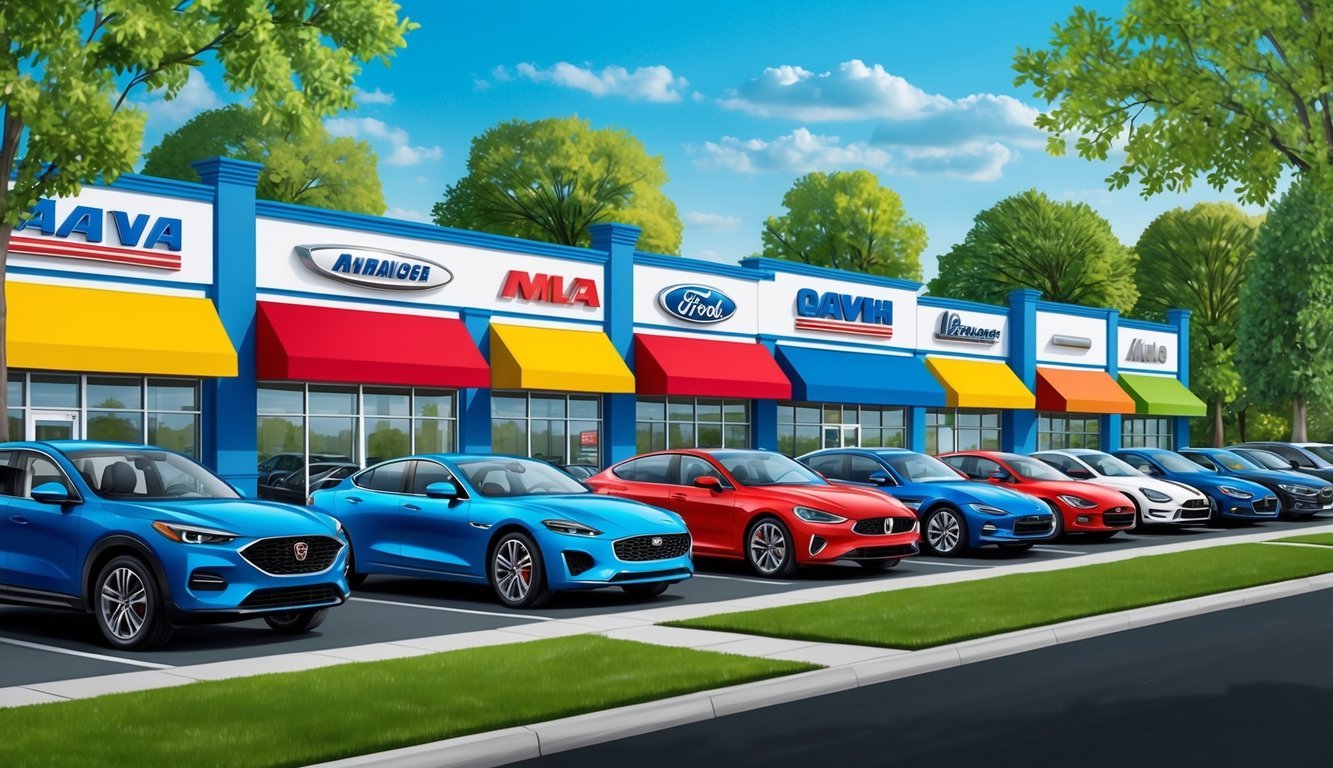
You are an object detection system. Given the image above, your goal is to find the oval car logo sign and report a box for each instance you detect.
[296,244,453,292]
[657,284,737,324]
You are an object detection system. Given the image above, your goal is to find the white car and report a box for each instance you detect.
[1032,449,1211,528]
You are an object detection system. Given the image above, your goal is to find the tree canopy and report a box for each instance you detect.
[1014,1,1333,205]
[142,106,385,214]
[760,170,926,281]
[432,116,682,253]
[1237,179,1333,441]
[1133,203,1261,445]
[928,189,1138,311]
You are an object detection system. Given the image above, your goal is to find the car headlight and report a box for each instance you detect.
[793,506,848,524]
[542,519,602,537]
[152,521,238,545]
[1141,488,1172,503]
[1057,494,1098,509]
[1218,486,1254,500]
[1278,483,1318,497]
[332,518,347,539]
[968,503,1008,516]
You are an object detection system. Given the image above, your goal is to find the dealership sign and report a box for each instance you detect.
[13,198,184,270]
[1126,338,1169,364]
[793,288,894,338]
[934,311,1000,345]
[657,284,736,324]
[500,270,601,307]
[296,245,452,291]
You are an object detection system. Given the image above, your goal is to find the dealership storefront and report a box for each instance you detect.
[7,159,1205,492]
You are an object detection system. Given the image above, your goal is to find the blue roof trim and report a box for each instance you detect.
[9,265,212,292]
[254,201,608,264]
[1035,300,1114,319]
[738,257,923,291]
[776,345,946,407]
[634,251,775,282]
[763,331,915,355]
[1118,317,1176,333]
[109,173,216,202]
[256,288,605,326]
[918,295,1008,316]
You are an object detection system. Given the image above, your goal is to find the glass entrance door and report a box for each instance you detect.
[28,410,81,441]
[822,425,860,448]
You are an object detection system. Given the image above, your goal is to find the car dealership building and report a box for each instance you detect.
[6,158,1206,493]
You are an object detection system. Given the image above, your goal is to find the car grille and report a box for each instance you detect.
[239,583,343,610]
[1254,497,1279,513]
[1014,515,1053,535]
[614,533,691,561]
[1180,502,1210,519]
[241,536,342,575]
[1183,497,1209,509]
[609,568,691,582]
[843,544,919,560]
[852,517,916,535]
[1103,509,1135,527]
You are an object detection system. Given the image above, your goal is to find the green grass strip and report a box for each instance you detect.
[1274,533,1333,547]
[669,543,1333,650]
[0,635,813,768]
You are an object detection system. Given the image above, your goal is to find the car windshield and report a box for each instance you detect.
[455,457,588,497]
[1239,449,1292,470]
[67,449,240,500]
[1082,453,1144,477]
[1005,455,1069,481]
[1306,445,1333,464]
[882,452,964,483]
[1211,451,1258,471]
[1154,451,1207,473]
[714,451,826,486]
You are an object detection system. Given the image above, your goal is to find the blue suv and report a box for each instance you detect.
[0,441,349,649]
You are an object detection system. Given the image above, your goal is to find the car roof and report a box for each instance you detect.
[0,440,164,454]
[1117,447,1171,455]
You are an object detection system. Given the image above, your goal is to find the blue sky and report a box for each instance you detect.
[137,0,1265,281]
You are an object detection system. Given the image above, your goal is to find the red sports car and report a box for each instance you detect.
[938,451,1135,539]
[585,449,920,577]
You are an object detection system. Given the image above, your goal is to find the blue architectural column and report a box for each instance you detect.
[193,157,262,493]
[1103,308,1123,452]
[753,335,779,451]
[1004,289,1040,453]
[591,223,641,466]
[909,399,927,453]
[459,309,493,454]
[1168,309,1192,449]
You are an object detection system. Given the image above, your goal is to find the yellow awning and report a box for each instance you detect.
[490,323,634,393]
[925,356,1035,409]
[9,282,236,376]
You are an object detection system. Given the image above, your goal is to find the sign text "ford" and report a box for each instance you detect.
[658,284,736,324]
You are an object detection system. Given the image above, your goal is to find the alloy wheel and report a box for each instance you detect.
[749,521,788,574]
[926,509,962,554]
[99,566,148,641]
[493,538,533,603]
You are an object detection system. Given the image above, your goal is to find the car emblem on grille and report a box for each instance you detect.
[293,542,309,562]
[884,520,893,535]
[651,537,663,547]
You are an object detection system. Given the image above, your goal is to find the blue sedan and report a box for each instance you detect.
[0,441,348,649]
[311,454,693,608]
[1180,447,1333,517]
[1114,448,1279,523]
[800,448,1054,556]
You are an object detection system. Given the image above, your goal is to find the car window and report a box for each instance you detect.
[1119,454,1154,473]
[1184,453,1216,470]
[805,454,845,480]
[1236,449,1290,471]
[973,457,1003,479]
[410,461,456,495]
[941,455,974,477]
[678,456,725,486]
[846,455,883,484]
[455,458,587,497]
[26,454,73,498]
[362,461,409,493]
[1036,453,1076,473]
[612,455,674,484]
[0,451,22,497]
[278,455,302,471]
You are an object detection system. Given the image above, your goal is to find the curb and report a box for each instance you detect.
[309,569,1333,768]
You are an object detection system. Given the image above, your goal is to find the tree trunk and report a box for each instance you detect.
[1213,398,1225,447]
[1293,397,1309,442]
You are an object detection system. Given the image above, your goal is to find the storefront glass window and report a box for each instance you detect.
[636,397,750,453]
[492,391,602,465]
[1122,416,1173,448]
[30,374,79,408]
[1038,413,1102,451]
[926,408,1002,454]
[778,402,906,455]
[88,377,143,410]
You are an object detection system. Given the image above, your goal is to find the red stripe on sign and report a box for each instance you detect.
[9,235,182,271]
[794,318,894,338]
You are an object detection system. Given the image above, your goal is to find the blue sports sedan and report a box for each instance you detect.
[1114,447,1279,523]
[0,441,348,649]
[1179,447,1333,517]
[310,454,693,608]
[800,448,1055,556]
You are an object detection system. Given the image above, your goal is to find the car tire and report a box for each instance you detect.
[1045,500,1066,540]
[621,582,670,599]
[1083,530,1119,542]
[344,539,367,589]
[1207,497,1227,527]
[857,558,901,570]
[93,555,173,650]
[745,517,797,578]
[264,608,329,634]
[489,531,552,609]
[922,506,968,557]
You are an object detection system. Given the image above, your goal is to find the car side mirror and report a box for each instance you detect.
[693,475,723,491]
[868,471,894,486]
[989,470,1012,483]
[31,482,74,505]
[425,481,460,500]
[1291,460,1302,470]
[1067,468,1092,480]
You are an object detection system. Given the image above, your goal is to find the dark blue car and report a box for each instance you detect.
[1180,448,1333,518]
[800,448,1054,556]
[0,441,349,649]
[1113,448,1279,523]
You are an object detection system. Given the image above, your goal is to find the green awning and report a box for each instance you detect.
[1117,373,1207,417]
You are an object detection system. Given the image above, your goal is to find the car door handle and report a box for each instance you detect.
[403,504,421,512]
[669,493,687,502]
[8,515,27,524]
[345,497,362,505]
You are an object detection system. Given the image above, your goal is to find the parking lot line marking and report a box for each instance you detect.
[0,637,174,669]
[690,573,794,586]
[349,596,555,621]
[1032,547,1086,555]
[903,560,991,569]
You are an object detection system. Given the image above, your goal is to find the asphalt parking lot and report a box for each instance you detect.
[2,514,1328,689]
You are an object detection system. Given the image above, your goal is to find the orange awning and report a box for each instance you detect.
[1036,367,1136,414]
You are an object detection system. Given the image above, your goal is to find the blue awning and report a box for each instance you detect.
[775,345,946,406]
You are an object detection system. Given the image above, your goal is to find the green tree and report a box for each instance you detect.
[433,116,681,253]
[761,170,926,281]
[142,105,386,214]
[0,2,414,440]
[1014,2,1333,205]
[1237,179,1333,441]
[1133,203,1261,446]
[929,190,1138,311]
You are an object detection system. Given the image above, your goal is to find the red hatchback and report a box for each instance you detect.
[939,451,1135,540]
[586,449,920,577]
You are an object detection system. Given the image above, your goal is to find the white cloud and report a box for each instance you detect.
[506,61,688,102]
[692,128,891,174]
[135,70,223,126]
[720,60,947,121]
[682,211,742,230]
[354,87,396,105]
[385,207,431,223]
[325,116,443,167]
[896,142,1014,182]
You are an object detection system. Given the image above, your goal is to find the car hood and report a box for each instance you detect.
[894,481,1047,514]
[1167,473,1274,496]
[1014,479,1132,508]
[1231,469,1329,488]
[747,483,912,519]
[484,493,687,537]
[100,497,340,537]
[1088,475,1205,501]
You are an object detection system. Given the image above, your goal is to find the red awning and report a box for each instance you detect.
[634,334,791,399]
[256,301,489,388]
